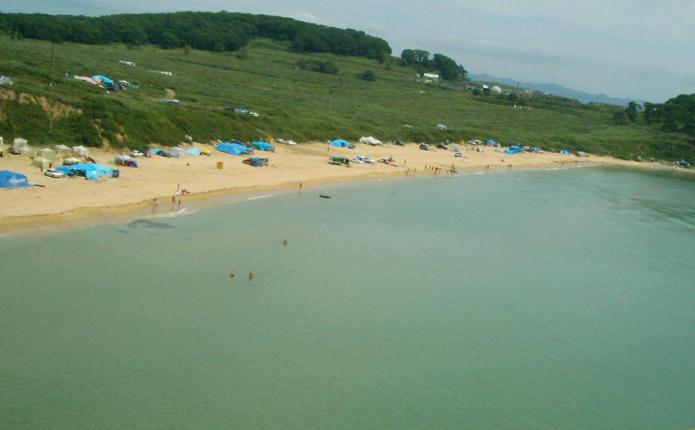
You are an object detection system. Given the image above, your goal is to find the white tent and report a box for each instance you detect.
[169,147,187,158]
[32,157,51,169]
[72,145,89,156]
[37,148,56,160]
[359,136,383,146]
[54,144,71,155]
[12,138,31,154]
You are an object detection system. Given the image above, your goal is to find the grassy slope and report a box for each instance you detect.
[0,36,691,160]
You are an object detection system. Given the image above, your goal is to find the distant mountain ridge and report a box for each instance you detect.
[470,73,640,107]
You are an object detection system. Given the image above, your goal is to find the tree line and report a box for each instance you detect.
[0,11,392,61]
[400,49,468,81]
[615,95,695,136]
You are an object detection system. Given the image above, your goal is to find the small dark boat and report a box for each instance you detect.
[319,194,332,199]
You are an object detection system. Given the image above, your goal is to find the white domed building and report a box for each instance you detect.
[491,85,503,95]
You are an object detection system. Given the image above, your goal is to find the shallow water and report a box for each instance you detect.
[1,167,694,429]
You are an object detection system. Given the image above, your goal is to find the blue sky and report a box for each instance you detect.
[2,0,693,102]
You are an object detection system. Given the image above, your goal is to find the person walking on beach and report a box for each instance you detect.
[298,182,303,195]
[152,197,160,214]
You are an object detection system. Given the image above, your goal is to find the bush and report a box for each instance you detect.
[357,70,376,81]
[296,59,338,74]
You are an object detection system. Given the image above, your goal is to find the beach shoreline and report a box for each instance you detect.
[1,142,690,234]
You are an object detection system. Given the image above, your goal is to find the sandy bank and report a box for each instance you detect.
[0,142,684,230]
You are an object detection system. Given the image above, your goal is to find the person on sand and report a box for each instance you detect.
[178,199,182,210]
[153,198,160,214]
[298,182,303,195]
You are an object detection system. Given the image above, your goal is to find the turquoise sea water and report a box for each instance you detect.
[1,167,694,429]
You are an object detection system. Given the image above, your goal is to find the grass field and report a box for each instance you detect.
[0,36,692,160]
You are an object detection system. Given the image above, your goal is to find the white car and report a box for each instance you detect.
[350,156,365,164]
[128,149,144,157]
[44,168,65,178]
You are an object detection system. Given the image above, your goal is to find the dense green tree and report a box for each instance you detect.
[625,101,641,122]
[0,11,392,61]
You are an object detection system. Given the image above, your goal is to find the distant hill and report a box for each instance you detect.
[470,73,640,107]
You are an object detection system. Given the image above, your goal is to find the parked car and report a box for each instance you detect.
[128,149,143,157]
[44,168,65,178]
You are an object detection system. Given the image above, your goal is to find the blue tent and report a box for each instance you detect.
[56,163,113,180]
[486,138,497,145]
[560,149,570,155]
[187,148,202,156]
[0,170,30,188]
[329,139,350,148]
[216,142,253,156]
[251,140,274,152]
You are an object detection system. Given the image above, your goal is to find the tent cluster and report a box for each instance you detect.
[216,142,253,156]
[504,145,525,155]
[56,163,113,180]
[215,140,274,156]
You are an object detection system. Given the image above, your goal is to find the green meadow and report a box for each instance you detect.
[0,36,691,160]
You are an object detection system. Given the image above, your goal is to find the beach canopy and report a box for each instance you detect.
[216,142,252,156]
[251,140,274,152]
[450,143,462,152]
[0,170,30,188]
[329,139,350,148]
[486,139,497,145]
[187,148,202,156]
[560,149,570,155]
[56,163,113,180]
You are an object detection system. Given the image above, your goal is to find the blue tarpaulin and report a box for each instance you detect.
[93,75,114,85]
[486,139,497,145]
[560,149,570,155]
[56,163,113,180]
[251,141,273,152]
[216,142,252,156]
[329,139,350,148]
[187,148,202,156]
[0,170,30,188]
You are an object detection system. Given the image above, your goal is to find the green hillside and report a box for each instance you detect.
[0,35,692,160]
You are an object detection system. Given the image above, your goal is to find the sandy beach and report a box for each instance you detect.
[0,142,677,229]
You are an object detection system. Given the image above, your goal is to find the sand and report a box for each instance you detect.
[0,142,678,229]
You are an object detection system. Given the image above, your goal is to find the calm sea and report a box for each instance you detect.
[1,167,694,429]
